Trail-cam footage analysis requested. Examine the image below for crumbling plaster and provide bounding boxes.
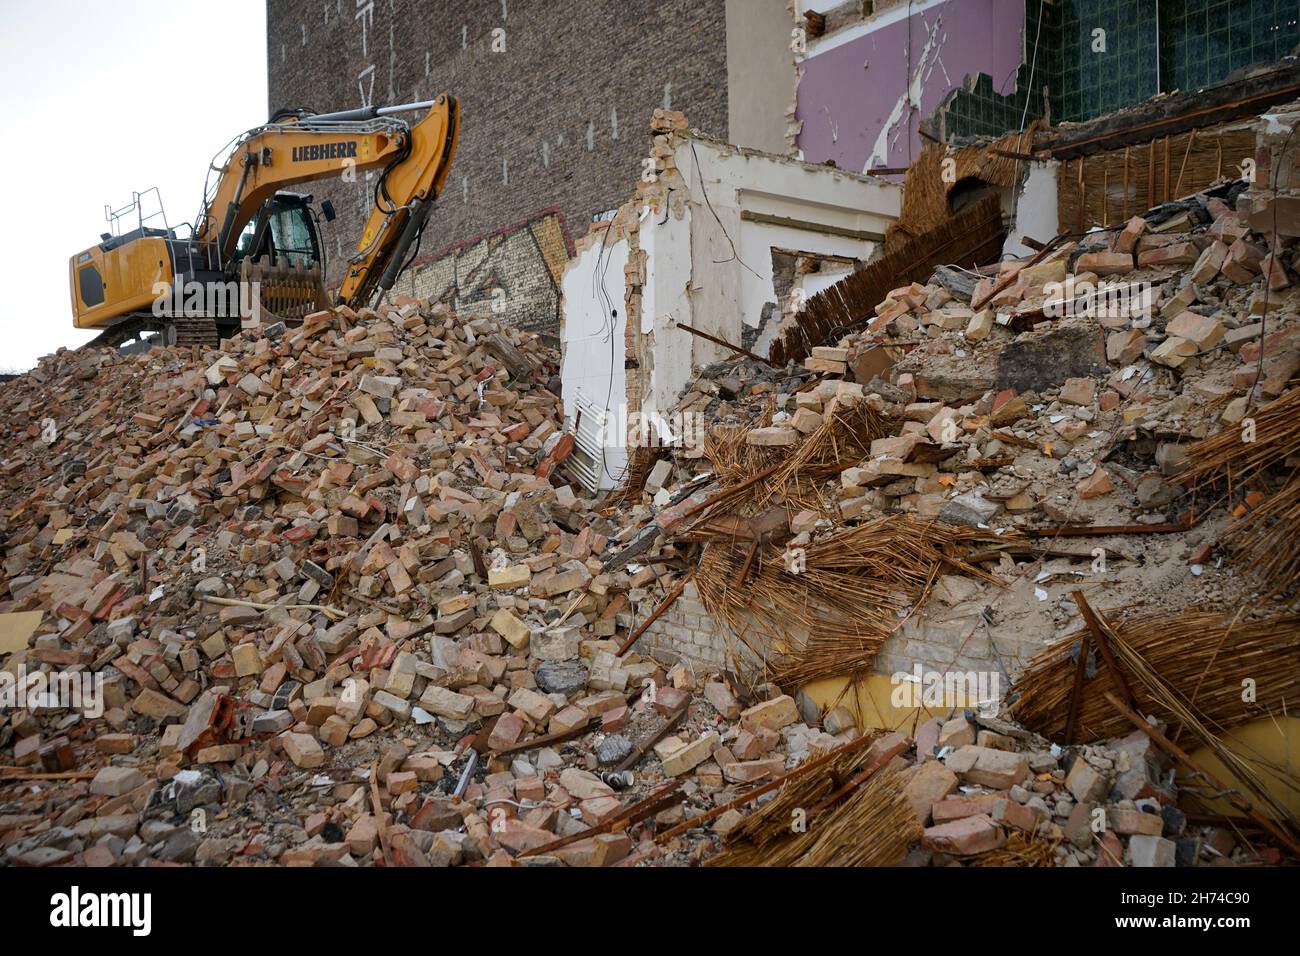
[1004,159,1060,259]
[795,0,1026,172]
[560,131,901,471]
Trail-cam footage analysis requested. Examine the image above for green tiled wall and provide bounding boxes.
[942,0,1299,140]
[943,72,1044,138]
[1160,0,1299,93]
[1056,0,1161,122]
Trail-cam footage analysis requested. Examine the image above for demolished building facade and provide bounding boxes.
[0,0,1298,869]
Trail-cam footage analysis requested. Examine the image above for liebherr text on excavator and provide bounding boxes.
[69,95,459,347]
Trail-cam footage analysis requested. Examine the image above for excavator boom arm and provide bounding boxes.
[339,95,458,306]
[196,95,459,308]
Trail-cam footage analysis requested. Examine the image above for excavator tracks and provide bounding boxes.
[86,317,160,350]
[84,314,219,351]
[171,315,220,347]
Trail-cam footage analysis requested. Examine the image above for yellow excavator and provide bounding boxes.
[70,95,459,346]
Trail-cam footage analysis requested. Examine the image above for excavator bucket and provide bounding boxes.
[239,257,330,327]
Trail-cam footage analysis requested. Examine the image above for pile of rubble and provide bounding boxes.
[777,185,1298,537]
[899,712,1262,867]
[0,303,684,866]
[698,706,1266,868]
[0,301,975,868]
[633,176,1300,864]
[646,178,1299,651]
[3,165,1297,867]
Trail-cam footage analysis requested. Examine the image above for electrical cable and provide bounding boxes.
[688,140,763,280]
[1019,0,1046,132]
[591,211,616,341]
[590,214,626,484]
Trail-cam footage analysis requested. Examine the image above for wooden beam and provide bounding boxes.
[676,322,777,367]
[808,735,910,813]
[616,576,688,657]
[518,780,685,859]
[734,539,760,587]
[1122,146,1130,220]
[1102,691,1300,858]
[1063,630,1091,744]
[368,761,394,866]
[613,702,690,774]
[656,731,878,843]
[1043,78,1300,159]
[991,148,1041,161]
[972,237,1061,310]
[1026,516,1193,537]
[1174,130,1196,197]
[739,210,886,242]
[490,715,602,756]
[1071,590,1138,712]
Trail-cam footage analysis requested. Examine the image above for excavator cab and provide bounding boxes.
[70,190,332,346]
[233,193,322,268]
[234,192,331,324]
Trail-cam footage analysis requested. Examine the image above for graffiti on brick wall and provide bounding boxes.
[269,0,728,338]
[390,209,574,336]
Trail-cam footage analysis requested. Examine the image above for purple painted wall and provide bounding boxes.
[796,0,1025,173]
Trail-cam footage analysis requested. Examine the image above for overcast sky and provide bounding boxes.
[0,0,267,371]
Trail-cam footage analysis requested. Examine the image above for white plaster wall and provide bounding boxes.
[559,229,629,488]
[1003,160,1060,259]
[558,137,903,446]
[738,220,871,342]
[675,137,900,363]
[800,263,855,299]
[642,205,696,423]
[685,181,746,369]
[681,140,901,235]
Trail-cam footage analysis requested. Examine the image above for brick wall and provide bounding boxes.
[636,573,1053,697]
[391,209,573,337]
[635,580,736,673]
[266,0,730,333]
